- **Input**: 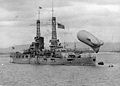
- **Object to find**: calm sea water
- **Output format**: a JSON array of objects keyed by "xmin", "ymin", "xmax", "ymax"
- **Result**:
[{"xmin": 0, "ymin": 52, "xmax": 120, "ymax": 86}]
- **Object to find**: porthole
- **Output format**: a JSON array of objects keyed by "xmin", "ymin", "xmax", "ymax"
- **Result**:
[
  {"xmin": 93, "ymin": 59, "xmax": 96, "ymax": 61},
  {"xmin": 26, "ymin": 55, "xmax": 28, "ymax": 58}
]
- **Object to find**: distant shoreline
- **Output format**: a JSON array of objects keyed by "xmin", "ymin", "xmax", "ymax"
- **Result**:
[{"xmin": 0, "ymin": 53, "xmax": 10, "ymax": 55}]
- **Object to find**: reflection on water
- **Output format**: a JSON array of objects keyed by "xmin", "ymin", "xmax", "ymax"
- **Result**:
[{"xmin": 0, "ymin": 52, "xmax": 120, "ymax": 86}]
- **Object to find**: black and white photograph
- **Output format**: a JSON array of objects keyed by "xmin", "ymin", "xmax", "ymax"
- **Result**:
[{"xmin": 0, "ymin": 0, "xmax": 120, "ymax": 86}]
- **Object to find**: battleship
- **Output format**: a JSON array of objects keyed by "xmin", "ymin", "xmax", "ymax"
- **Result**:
[{"xmin": 10, "ymin": 6, "xmax": 103, "ymax": 66}]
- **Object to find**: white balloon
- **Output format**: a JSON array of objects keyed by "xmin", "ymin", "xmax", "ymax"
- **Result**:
[{"xmin": 77, "ymin": 30, "xmax": 104, "ymax": 53}]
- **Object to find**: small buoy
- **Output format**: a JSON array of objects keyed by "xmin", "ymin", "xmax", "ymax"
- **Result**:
[
  {"xmin": 111, "ymin": 65, "xmax": 114, "ymax": 67},
  {"xmin": 1, "ymin": 64, "xmax": 3, "ymax": 66},
  {"xmin": 109, "ymin": 65, "xmax": 114, "ymax": 67}
]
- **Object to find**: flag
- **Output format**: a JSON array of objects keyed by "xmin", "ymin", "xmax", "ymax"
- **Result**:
[
  {"xmin": 57, "ymin": 23, "xmax": 65, "ymax": 29},
  {"xmin": 12, "ymin": 46, "xmax": 15, "ymax": 49}
]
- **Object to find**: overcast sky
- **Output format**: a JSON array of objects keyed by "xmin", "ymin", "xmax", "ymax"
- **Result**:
[{"xmin": 0, "ymin": 0, "xmax": 120, "ymax": 48}]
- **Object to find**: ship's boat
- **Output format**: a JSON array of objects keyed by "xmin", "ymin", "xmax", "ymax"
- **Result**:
[{"xmin": 9, "ymin": 7, "xmax": 103, "ymax": 66}]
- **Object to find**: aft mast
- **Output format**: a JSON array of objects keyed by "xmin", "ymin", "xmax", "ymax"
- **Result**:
[{"xmin": 50, "ymin": 0, "xmax": 62, "ymax": 51}]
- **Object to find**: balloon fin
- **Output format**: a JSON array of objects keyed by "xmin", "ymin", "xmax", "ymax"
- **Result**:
[{"xmin": 92, "ymin": 47, "xmax": 100, "ymax": 53}]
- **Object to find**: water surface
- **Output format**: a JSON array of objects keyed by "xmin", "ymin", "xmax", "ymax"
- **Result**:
[{"xmin": 0, "ymin": 52, "xmax": 120, "ymax": 86}]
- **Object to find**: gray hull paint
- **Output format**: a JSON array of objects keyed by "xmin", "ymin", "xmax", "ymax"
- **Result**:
[{"xmin": 10, "ymin": 56, "xmax": 96, "ymax": 66}]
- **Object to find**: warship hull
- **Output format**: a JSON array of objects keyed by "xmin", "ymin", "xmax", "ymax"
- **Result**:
[{"xmin": 10, "ymin": 54, "xmax": 96, "ymax": 66}]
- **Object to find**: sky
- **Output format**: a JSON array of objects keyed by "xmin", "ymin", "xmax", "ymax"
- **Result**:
[{"xmin": 0, "ymin": 0, "xmax": 120, "ymax": 48}]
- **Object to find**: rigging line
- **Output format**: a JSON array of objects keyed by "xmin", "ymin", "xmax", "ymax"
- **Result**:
[{"xmin": 52, "ymin": 0, "xmax": 54, "ymax": 17}]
